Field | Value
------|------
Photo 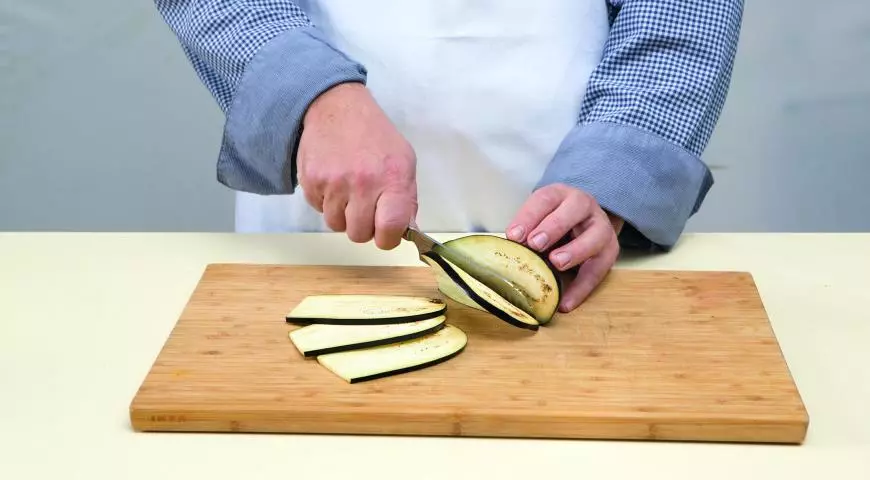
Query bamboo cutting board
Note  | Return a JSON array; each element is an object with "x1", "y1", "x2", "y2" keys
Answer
[{"x1": 129, "y1": 263, "x2": 809, "y2": 443}]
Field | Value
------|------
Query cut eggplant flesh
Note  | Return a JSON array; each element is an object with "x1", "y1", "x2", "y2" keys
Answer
[
  {"x1": 422, "y1": 252, "x2": 539, "y2": 331},
  {"x1": 443, "y1": 235, "x2": 561, "y2": 324},
  {"x1": 316, "y1": 324, "x2": 468, "y2": 383},
  {"x1": 434, "y1": 272, "x2": 484, "y2": 312},
  {"x1": 288, "y1": 315, "x2": 446, "y2": 357},
  {"x1": 286, "y1": 295, "x2": 446, "y2": 325},
  {"x1": 431, "y1": 243, "x2": 536, "y2": 315}
]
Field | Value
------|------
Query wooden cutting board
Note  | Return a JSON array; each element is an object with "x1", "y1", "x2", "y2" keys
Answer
[{"x1": 129, "y1": 263, "x2": 809, "y2": 443}]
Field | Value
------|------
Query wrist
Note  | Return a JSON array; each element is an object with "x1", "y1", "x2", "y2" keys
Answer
[{"x1": 303, "y1": 81, "x2": 368, "y2": 127}]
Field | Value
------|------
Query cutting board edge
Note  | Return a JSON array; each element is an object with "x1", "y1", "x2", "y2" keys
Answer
[
  {"x1": 736, "y1": 269, "x2": 813, "y2": 426},
  {"x1": 199, "y1": 262, "x2": 758, "y2": 275},
  {"x1": 128, "y1": 405, "x2": 809, "y2": 444}
]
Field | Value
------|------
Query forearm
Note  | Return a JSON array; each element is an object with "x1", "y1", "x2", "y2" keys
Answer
[
  {"x1": 537, "y1": 0, "x2": 744, "y2": 250},
  {"x1": 153, "y1": 0, "x2": 367, "y2": 193}
]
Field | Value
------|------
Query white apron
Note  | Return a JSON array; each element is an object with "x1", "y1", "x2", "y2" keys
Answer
[{"x1": 235, "y1": 0, "x2": 611, "y2": 233}]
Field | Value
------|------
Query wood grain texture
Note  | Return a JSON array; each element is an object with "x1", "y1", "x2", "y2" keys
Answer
[{"x1": 129, "y1": 263, "x2": 809, "y2": 443}]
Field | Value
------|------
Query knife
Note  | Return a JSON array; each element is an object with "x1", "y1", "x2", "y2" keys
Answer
[{"x1": 403, "y1": 226, "x2": 535, "y2": 314}]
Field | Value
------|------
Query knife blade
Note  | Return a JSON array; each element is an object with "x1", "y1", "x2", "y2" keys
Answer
[{"x1": 403, "y1": 226, "x2": 535, "y2": 314}]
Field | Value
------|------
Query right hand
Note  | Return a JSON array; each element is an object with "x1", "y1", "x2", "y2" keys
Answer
[{"x1": 297, "y1": 82, "x2": 418, "y2": 250}]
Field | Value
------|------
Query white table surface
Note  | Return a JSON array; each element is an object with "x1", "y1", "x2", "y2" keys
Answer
[{"x1": 2, "y1": 232, "x2": 868, "y2": 479}]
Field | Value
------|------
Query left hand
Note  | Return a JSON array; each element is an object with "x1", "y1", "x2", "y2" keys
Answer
[{"x1": 506, "y1": 183, "x2": 623, "y2": 313}]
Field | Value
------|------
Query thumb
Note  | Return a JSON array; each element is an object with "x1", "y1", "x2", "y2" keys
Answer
[{"x1": 374, "y1": 187, "x2": 417, "y2": 250}]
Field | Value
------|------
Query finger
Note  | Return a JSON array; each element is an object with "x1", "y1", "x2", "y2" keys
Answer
[
  {"x1": 606, "y1": 212, "x2": 625, "y2": 235},
  {"x1": 547, "y1": 213, "x2": 613, "y2": 271},
  {"x1": 374, "y1": 186, "x2": 417, "y2": 250},
  {"x1": 525, "y1": 191, "x2": 594, "y2": 252},
  {"x1": 505, "y1": 185, "x2": 566, "y2": 243},
  {"x1": 322, "y1": 187, "x2": 349, "y2": 232},
  {"x1": 344, "y1": 189, "x2": 377, "y2": 243},
  {"x1": 296, "y1": 151, "x2": 325, "y2": 213},
  {"x1": 301, "y1": 181, "x2": 325, "y2": 213},
  {"x1": 558, "y1": 239, "x2": 620, "y2": 312}
]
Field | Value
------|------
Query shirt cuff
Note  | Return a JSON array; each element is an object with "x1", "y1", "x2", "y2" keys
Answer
[
  {"x1": 535, "y1": 122, "x2": 714, "y2": 250},
  {"x1": 215, "y1": 26, "x2": 367, "y2": 194}
]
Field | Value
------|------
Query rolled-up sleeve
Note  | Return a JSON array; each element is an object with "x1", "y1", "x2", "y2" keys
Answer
[
  {"x1": 153, "y1": 1, "x2": 367, "y2": 194},
  {"x1": 536, "y1": 0, "x2": 744, "y2": 250}
]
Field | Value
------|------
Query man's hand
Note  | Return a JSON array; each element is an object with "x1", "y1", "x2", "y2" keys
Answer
[
  {"x1": 506, "y1": 183, "x2": 623, "y2": 313},
  {"x1": 297, "y1": 82, "x2": 418, "y2": 250}
]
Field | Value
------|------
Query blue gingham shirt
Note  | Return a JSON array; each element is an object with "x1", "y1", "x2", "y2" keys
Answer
[{"x1": 153, "y1": 0, "x2": 744, "y2": 250}]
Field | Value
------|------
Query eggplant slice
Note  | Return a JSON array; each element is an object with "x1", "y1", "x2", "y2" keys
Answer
[
  {"x1": 441, "y1": 235, "x2": 561, "y2": 325},
  {"x1": 434, "y1": 270, "x2": 485, "y2": 312},
  {"x1": 421, "y1": 252, "x2": 540, "y2": 331},
  {"x1": 316, "y1": 324, "x2": 468, "y2": 383},
  {"x1": 286, "y1": 295, "x2": 446, "y2": 325},
  {"x1": 288, "y1": 315, "x2": 447, "y2": 357}
]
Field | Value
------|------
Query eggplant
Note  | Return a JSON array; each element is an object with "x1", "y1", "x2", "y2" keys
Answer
[
  {"x1": 438, "y1": 235, "x2": 561, "y2": 325},
  {"x1": 421, "y1": 252, "x2": 540, "y2": 331},
  {"x1": 286, "y1": 295, "x2": 446, "y2": 325},
  {"x1": 316, "y1": 325, "x2": 468, "y2": 383},
  {"x1": 288, "y1": 315, "x2": 447, "y2": 357}
]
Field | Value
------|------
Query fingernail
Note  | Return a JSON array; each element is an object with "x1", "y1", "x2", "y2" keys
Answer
[
  {"x1": 530, "y1": 232, "x2": 548, "y2": 250},
  {"x1": 553, "y1": 251, "x2": 570, "y2": 268},
  {"x1": 507, "y1": 225, "x2": 524, "y2": 241}
]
